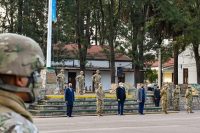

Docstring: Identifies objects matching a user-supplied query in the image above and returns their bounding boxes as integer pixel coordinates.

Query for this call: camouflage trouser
[186,99,193,112]
[94,82,100,92]
[96,100,103,115]
[162,100,168,113]
[173,98,179,111]
[78,83,84,95]
[59,83,64,90]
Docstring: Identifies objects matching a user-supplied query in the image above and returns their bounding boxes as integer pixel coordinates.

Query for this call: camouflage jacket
[160,88,168,101]
[92,74,101,83]
[185,89,193,100]
[96,89,104,101]
[173,88,180,99]
[0,90,38,133]
[76,75,85,84]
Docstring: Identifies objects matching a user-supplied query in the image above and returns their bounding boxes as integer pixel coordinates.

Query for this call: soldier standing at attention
[185,85,193,113]
[96,83,104,116]
[160,84,169,114]
[173,85,180,111]
[75,71,85,95]
[92,70,101,92]
[57,69,65,92]
[0,33,45,132]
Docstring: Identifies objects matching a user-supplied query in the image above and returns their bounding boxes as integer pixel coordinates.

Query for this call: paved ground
[34,111,200,133]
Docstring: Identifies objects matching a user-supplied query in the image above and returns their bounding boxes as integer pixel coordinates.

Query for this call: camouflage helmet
[0,33,45,76]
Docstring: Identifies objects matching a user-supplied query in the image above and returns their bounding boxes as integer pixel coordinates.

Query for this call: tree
[145,69,158,83]
[121,0,150,86]
[146,0,188,86]
[103,0,123,83]
[0,0,48,54]
[183,0,200,83]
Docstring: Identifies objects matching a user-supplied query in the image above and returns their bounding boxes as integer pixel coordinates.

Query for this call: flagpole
[46,0,52,67]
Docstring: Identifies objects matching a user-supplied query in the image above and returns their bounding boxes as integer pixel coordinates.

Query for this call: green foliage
[0,0,200,83]
[145,69,158,83]
[0,0,47,54]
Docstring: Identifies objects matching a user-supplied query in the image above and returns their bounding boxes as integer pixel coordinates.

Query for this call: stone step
[38,99,138,105]
[30,102,155,110]
[30,106,162,116]
[29,95,159,116]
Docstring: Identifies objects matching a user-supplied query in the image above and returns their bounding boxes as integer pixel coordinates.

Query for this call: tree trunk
[193,43,200,84]
[9,0,15,32]
[131,29,139,87]
[108,0,115,83]
[110,40,116,83]
[138,27,145,83]
[17,0,23,33]
[82,0,91,70]
[99,0,105,45]
[130,5,139,87]
[173,43,179,85]
[75,0,83,70]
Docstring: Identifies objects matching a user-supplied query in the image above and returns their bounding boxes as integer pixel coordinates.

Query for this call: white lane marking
[40,125,181,133]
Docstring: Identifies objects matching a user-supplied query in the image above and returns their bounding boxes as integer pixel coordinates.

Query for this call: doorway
[183,68,188,84]
[68,72,76,91]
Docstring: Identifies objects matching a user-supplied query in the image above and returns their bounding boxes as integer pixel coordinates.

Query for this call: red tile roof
[151,58,174,68]
[55,43,131,61]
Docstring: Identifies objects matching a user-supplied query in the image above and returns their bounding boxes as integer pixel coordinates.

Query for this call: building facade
[52,44,134,91]
[178,46,197,84]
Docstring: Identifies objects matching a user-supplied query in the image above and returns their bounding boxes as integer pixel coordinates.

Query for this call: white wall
[86,60,109,68]
[115,62,132,68]
[64,70,134,91]
[178,46,197,84]
[101,71,112,90]
[84,71,93,90]
[125,72,134,86]
[55,59,134,90]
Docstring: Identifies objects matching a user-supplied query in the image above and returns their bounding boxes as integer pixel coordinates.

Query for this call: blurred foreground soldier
[75,71,84,95]
[92,70,101,92]
[160,84,169,114]
[185,85,193,113]
[0,33,44,132]
[96,83,104,116]
[57,69,65,92]
[154,85,161,107]
[116,82,126,115]
[64,83,75,117]
[137,83,146,115]
[173,85,180,111]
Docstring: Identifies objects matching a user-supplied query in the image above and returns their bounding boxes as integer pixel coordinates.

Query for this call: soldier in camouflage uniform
[92,70,101,92]
[57,69,65,93]
[0,33,45,132]
[75,71,85,95]
[173,85,180,111]
[96,83,104,116]
[185,85,193,113]
[160,84,169,114]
